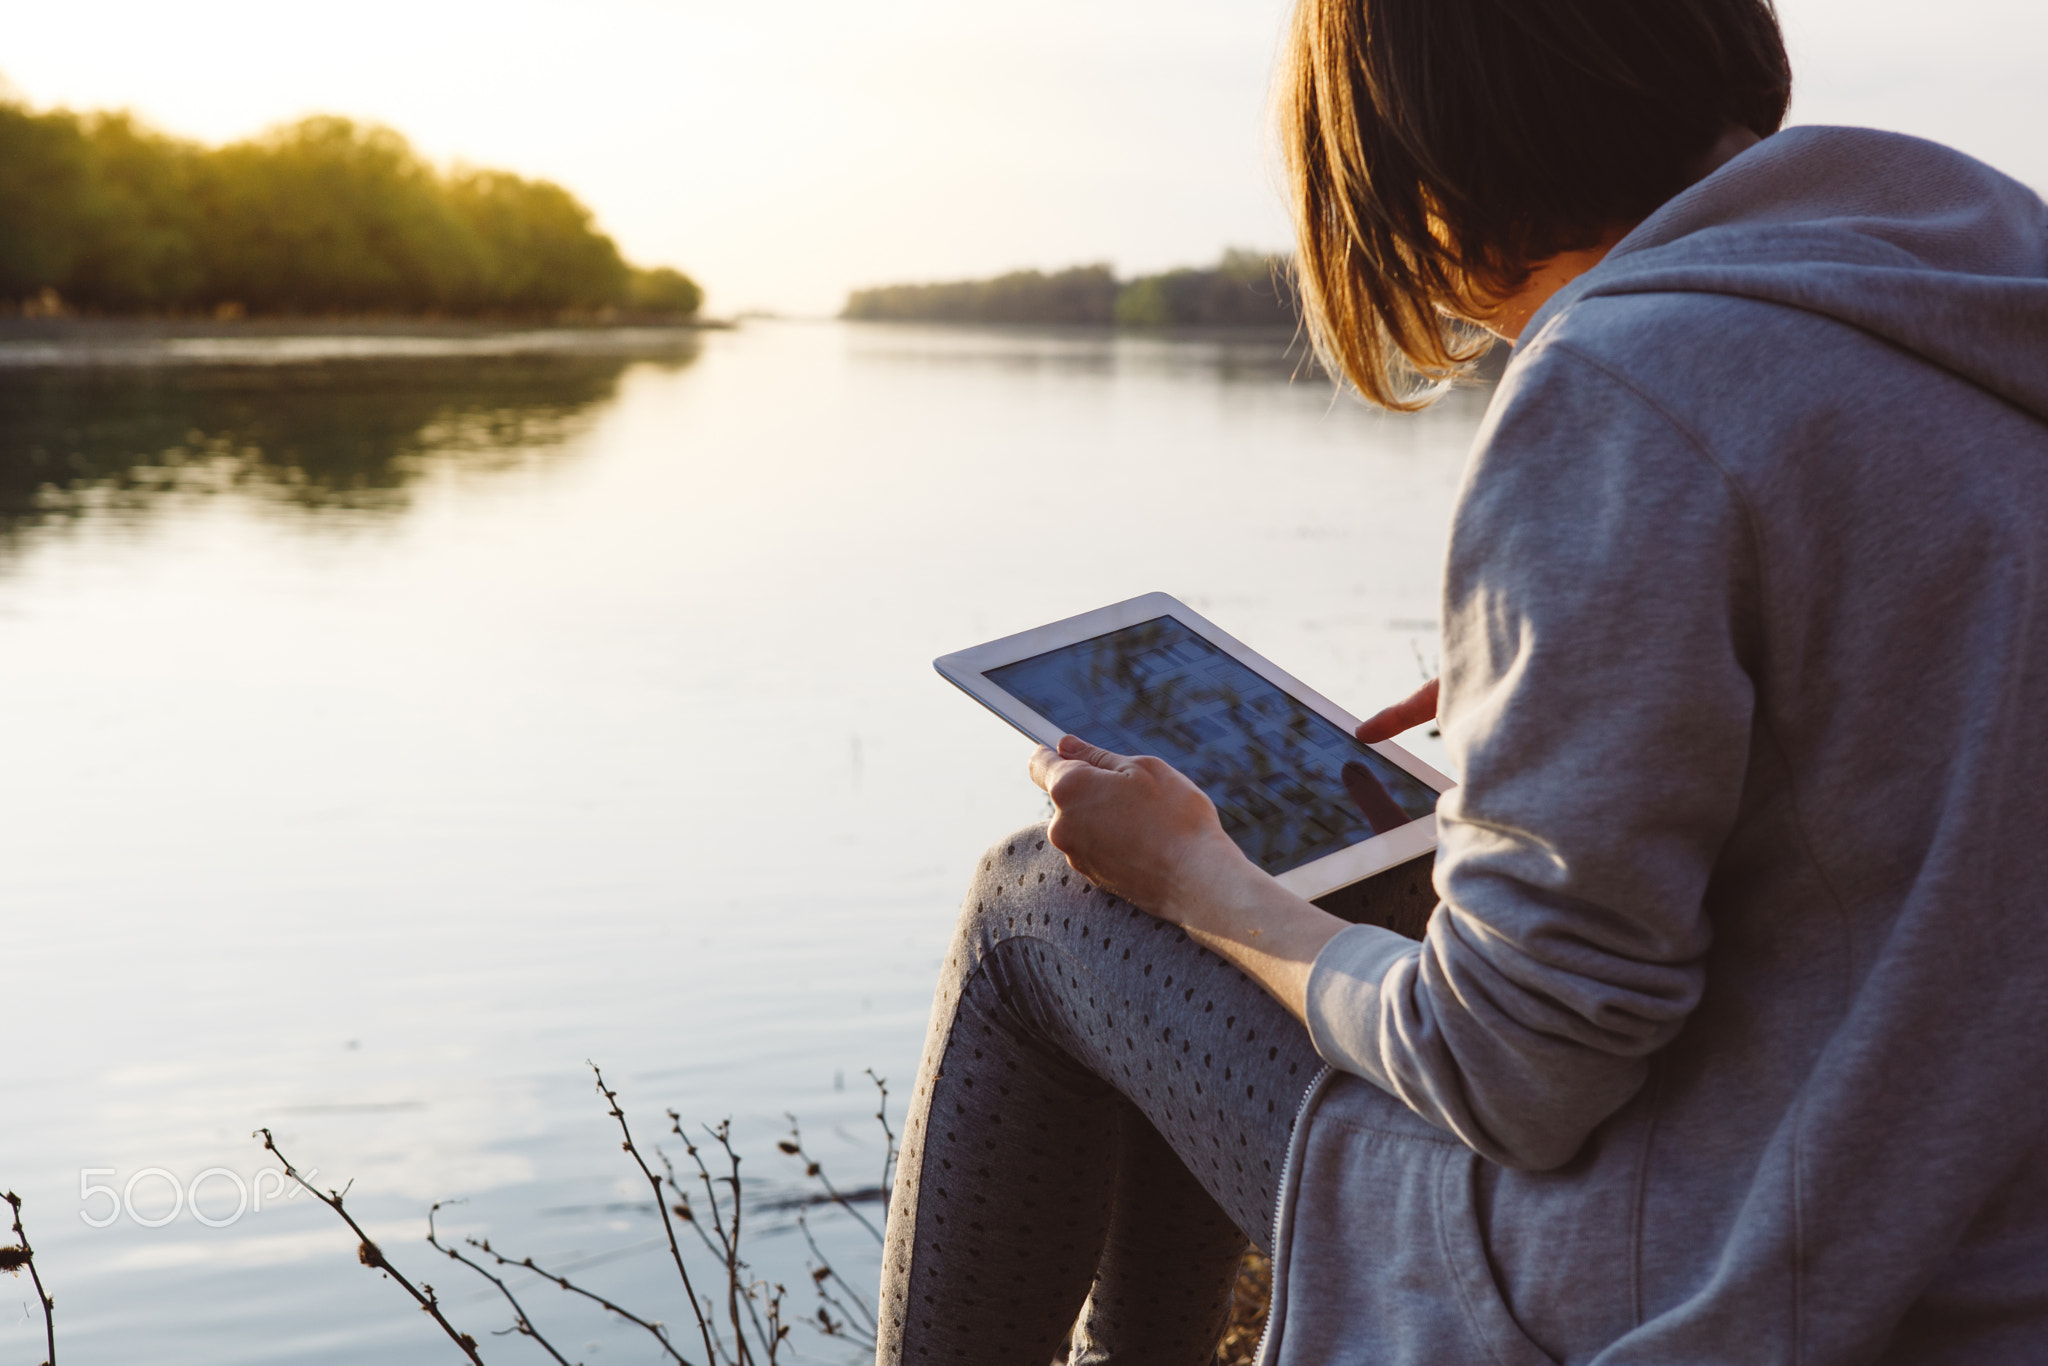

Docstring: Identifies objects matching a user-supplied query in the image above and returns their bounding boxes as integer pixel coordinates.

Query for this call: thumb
[1057,734,1128,770]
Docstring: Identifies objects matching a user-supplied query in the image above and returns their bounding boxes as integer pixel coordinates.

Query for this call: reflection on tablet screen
[988,616,1439,876]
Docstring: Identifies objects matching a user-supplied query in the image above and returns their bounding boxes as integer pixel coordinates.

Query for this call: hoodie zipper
[1252,1063,1334,1366]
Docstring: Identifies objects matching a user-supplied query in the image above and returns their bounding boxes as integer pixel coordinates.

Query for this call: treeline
[0,100,700,319]
[841,251,1295,328]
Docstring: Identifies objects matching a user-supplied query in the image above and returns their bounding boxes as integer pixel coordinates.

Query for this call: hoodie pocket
[1275,1081,1557,1366]
[1432,1146,1560,1366]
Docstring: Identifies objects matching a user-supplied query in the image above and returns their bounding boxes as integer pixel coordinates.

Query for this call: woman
[878,1,2048,1361]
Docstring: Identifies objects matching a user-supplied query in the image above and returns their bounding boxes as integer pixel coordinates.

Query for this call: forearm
[1030,736,1354,1021]
[1159,836,1351,1025]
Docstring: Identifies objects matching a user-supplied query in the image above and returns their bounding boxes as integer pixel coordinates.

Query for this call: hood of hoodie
[1525,125,2048,423]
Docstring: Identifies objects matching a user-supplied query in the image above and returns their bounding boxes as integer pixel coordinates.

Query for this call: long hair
[1279,0,1791,409]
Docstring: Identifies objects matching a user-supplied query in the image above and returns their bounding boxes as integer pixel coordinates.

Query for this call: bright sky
[7,0,2043,315]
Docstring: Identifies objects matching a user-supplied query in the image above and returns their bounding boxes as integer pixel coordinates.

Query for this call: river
[0,320,1487,1364]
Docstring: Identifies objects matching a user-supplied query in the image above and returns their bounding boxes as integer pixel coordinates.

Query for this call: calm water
[0,321,1486,1364]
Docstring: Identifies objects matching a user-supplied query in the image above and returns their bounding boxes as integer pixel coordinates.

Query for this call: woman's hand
[1356,677,1439,743]
[1027,735,1249,920]
[1027,734,1351,1023]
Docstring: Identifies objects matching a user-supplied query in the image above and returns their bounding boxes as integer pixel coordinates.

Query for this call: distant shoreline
[0,316,728,342]
[842,254,1298,330]
[0,316,729,370]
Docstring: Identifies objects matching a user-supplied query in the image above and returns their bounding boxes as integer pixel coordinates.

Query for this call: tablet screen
[987,615,1440,875]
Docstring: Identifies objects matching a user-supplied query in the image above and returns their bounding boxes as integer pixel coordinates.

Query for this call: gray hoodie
[1266,127,2048,1365]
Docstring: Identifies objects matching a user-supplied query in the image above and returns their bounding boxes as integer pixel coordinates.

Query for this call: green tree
[0,103,94,300]
[66,112,207,310]
[447,168,630,312]
[842,265,1119,324]
[1115,251,1294,328]
[0,95,699,319]
[192,117,482,313]
[627,266,704,317]
[844,255,1295,329]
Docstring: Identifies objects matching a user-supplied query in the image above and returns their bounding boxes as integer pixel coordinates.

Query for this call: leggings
[875,823,1434,1365]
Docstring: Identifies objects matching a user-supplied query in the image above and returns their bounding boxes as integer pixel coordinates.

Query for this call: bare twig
[810,1285,873,1347]
[458,1235,691,1365]
[672,1126,736,1282]
[707,1122,752,1363]
[589,1064,721,1366]
[865,1069,898,1204]
[425,1203,578,1366]
[795,1209,876,1347]
[776,1071,900,1351]
[3,1190,55,1366]
[272,1065,867,1366]
[655,1145,731,1266]
[666,1114,772,1359]
[777,1117,883,1244]
[670,1138,736,1359]
[758,1277,789,1364]
[253,1129,484,1365]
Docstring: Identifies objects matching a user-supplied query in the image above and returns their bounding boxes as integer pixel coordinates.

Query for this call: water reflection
[843,321,1508,395]
[0,341,698,535]
[844,322,1322,383]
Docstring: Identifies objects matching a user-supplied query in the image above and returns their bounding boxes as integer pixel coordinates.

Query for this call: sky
[6,0,2043,316]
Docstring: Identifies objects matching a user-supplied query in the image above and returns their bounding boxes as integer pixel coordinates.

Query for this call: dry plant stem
[760,1278,787,1359]
[589,1064,721,1366]
[777,1070,898,1351]
[655,1142,788,1365]
[666,1135,737,1352]
[779,1118,883,1245]
[709,1123,750,1362]
[426,1204,576,1366]
[253,1129,485,1366]
[794,1210,877,1348]
[460,1236,692,1365]
[666,1116,773,1358]
[864,1069,899,1200]
[656,1146,731,1267]
[659,1138,772,1359]
[4,1190,55,1366]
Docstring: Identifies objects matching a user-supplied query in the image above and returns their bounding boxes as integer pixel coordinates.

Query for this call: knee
[957,820,1141,947]
[937,824,1039,976]
[964,820,1051,902]
[978,823,1051,874]
[959,821,1086,935]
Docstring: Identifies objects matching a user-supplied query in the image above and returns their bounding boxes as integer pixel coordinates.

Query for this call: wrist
[1158,832,1350,1025]
[1160,829,1264,933]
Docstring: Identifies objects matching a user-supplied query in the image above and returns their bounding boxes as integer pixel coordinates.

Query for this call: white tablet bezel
[935,591,1456,902]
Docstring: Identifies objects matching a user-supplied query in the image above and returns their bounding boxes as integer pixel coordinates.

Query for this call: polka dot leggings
[877,824,1330,1365]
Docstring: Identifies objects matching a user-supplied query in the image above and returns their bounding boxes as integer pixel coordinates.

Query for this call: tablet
[935,592,1455,901]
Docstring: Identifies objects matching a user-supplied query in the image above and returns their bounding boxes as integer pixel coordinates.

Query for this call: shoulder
[1510,289,1834,431]
[1506,284,1970,478]
[1445,303,1769,629]
[1462,302,1761,530]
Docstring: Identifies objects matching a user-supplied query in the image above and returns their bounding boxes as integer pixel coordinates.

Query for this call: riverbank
[0,316,728,341]
[0,315,726,368]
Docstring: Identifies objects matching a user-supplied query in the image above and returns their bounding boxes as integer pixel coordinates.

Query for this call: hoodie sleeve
[1304,339,1761,1171]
